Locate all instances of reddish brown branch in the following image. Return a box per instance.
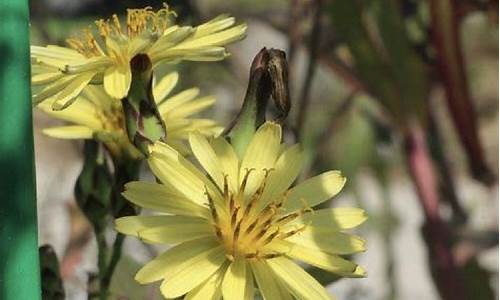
[404,124,466,300]
[430,0,494,184]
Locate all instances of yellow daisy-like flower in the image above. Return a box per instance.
[116,122,367,299]
[38,72,220,159]
[31,4,246,109]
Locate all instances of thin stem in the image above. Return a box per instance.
[100,233,125,295]
[93,228,108,300]
[296,0,322,140]
[427,110,467,224]
[287,0,302,80]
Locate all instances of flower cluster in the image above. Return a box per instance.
[33,4,366,300]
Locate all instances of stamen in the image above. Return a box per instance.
[252,228,267,242]
[229,194,236,212]
[279,225,306,239]
[233,219,242,241]
[230,207,240,227]
[261,253,282,259]
[214,225,223,240]
[223,174,229,198]
[262,227,280,245]
[205,187,218,223]
[244,219,258,234]
[239,168,255,195]
[276,212,299,225]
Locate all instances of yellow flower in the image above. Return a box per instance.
[116,122,367,299]
[31,4,246,109]
[38,72,220,159]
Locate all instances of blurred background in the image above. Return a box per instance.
[31,0,498,299]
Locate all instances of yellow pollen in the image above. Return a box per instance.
[207,169,308,261]
[66,3,175,57]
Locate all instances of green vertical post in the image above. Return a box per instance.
[0,0,41,299]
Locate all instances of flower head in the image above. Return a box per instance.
[116,122,367,299]
[31,4,246,109]
[38,72,220,160]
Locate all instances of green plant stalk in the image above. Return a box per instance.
[0,0,41,299]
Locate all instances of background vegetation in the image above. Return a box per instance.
[31,0,498,299]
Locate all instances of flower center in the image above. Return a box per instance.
[66,4,175,57]
[206,169,308,261]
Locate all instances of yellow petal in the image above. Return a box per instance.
[38,97,102,130]
[32,72,64,86]
[154,46,227,64]
[160,246,226,298]
[166,119,220,140]
[185,265,226,300]
[115,215,209,239]
[240,122,282,200]
[42,126,93,139]
[260,144,304,207]
[63,57,112,74]
[166,96,215,119]
[31,45,84,60]
[81,85,113,110]
[103,64,131,99]
[32,75,77,104]
[158,87,200,116]
[244,263,255,300]
[153,72,179,103]
[286,227,366,254]
[174,24,247,50]
[296,208,367,229]
[148,26,194,61]
[147,142,224,208]
[266,257,333,300]
[138,221,212,244]
[51,72,97,110]
[222,259,248,300]
[128,35,152,57]
[285,171,346,212]
[135,237,219,284]
[211,136,239,194]
[122,181,209,218]
[191,15,236,38]
[269,240,366,277]
[250,260,293,300]
[189,132,224,190]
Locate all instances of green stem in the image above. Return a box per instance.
[101,233,125,294]
[94,228,108,300]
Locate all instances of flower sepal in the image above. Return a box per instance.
[122,54,167,156]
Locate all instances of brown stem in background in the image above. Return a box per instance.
[287,0,302,73]
[403,123,466,300]
[430,0,494,185]
[427,111,468,224]
[296,0,322,139]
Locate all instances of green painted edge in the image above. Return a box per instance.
[0,1,41,299]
